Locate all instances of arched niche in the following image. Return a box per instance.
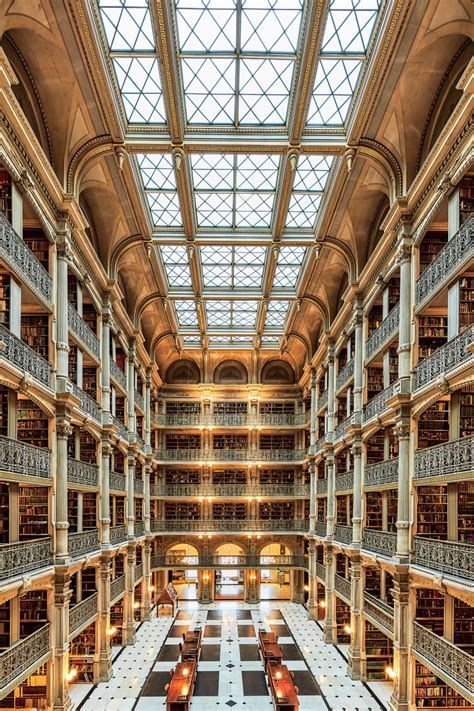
[166,359,200,385]
[213,360,248,385]
[260,359,295,385]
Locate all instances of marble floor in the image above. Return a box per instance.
[72,601,392,711]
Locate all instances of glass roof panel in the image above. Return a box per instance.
[265,301,290,329]
[182,335,202,346]
[322,0,381,54]
[235,155,280,191]
[273,246,307,288]
[146,192,182,227]
[306,58,362,125]
[206,300,258,328]
[138,154,176,190]
[200,246,266,289]
[160,245,192,288]
[112,57,167,123]
[286,193,322,228]
[192,154,234,190]
[98,0,155,51]
[195,192,233,227]
[235,192,274,227]
[181,57,236,124]
[175,0,236,52]
[241,1,303,53]
[239,58,294,124]
[293,155,333,192]
[174,300,199,327]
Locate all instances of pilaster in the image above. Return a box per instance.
[123,543,137,645]
[97,553,113,681]
[51,570,73,711]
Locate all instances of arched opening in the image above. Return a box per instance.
[167,543,199,601]
[260,359,295,385]
[214,543,245,600]
[214,360,248,384]
[166,359,200,384]
[259,543,291,600]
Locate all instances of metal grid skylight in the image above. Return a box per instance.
[192,154,280,228]
[137,155,182,227]
[273,246,307,288]
[160,245,192,287]
[286,155,334,228]
[206,300,259,329]
[265,301,290,329]
[174,300,199,327]
[200,245,267,288]
[175,0,304,126]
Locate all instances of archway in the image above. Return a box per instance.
[214,543,245,600]
[259,543,291,600]
[166,543,199,601]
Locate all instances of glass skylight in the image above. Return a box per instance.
[200,245,266,289]
[182,335,202,347]
[99,0,155,51]
[286,155,334,228]
[265,301,290,329]
[175,0,304,126]
[192,154,280,228]
[137,155,182,227]
[206,300,258,329]
[273,246,307,288]
[209,335,253,346]
[160,245,193,288]
[174,300,199,327]
[322,0,381,53]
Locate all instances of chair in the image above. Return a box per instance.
[164,683,170,692]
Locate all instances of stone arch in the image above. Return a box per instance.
[166,359,200,385]
[323,237,358,283]
[301,295,331,331]
[260,359,295,385]
[357,138,404,200]
[213,541,247,557]
[109,234,147,283]
[284,331,313,363]
[258,541,294,557]
[214,360,248,385]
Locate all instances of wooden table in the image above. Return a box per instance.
[184,629,202,645]
[259,629,278,646]
[268,664,299,711]
[260,640,283,668]
[181,639,200,662]
[166,661,196,710]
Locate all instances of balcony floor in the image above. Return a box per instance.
[72,602,391,711]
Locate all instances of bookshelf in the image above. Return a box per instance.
[460,387,474,438]
[20,591,48,637]
[165,433,200,450]
[417,401,449,449]
[389,346,398,384]
[0,273,10,327]
[136,414,143,438]
[19,486,48,539]
[135,497,143,522]
[70,622,96,683]
[387,489,397,532]
[419,231,448,273]
[0,483,8,544]
[112,495,125,525]
[459,175,474,224]
[317,461,325,480]
[166,401,200,414]
[68,490,78,533]
[259,401,294,415]
[80,431,97,464]
[213,434,248,450]
[115,347,126,373]
[317,497,326,523]
[336,495,348,525]
[164,502,200,520]
[259,434,294,449]
[114,555,124,577]
[454,598,473,657]
[365,492,382,529]
[317,415,325,437]
[82,492,97,529]
[68,344,78,383]
[416,486,448,540]
[336,599,351,643]
[385,572,394,605]
[418,316,448,360]
[416,589,444,636]
[0,600,9,649]
[1,666,48,709]
[113,450,125,474]
[368,305,383,337]
[260,469,294,485]
[388,276,400,308]
[459,276,474,332]
[367,367,383,401]
[82,567,97,597]
[23,229,49,271]
[17,400,49,449]
[336,553,348,577]
[304,498,310,520]
[82,303,97,335]
[213,502,247,520]
[0,170,12,222]
[83,366,97,400]
[458,481,473,544]
[213,401,248,415]
[115,396,125,423]
[110,601,123,645]
[259,502,294,520]
[213,469,246,484]
[415,662,471,708]
[365,567,381,596]
[365,622,393,680]
[165,469,200,484]
[68,274,78,310]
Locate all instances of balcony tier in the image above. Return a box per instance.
[151,519,309,534]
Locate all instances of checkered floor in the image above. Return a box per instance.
[74,602,391,711]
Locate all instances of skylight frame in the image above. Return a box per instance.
[136,154,182,228]
[199,244,268,290]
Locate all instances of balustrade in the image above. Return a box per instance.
[334,574,351,601]
[0,435,51,479]
[318,389,328,411]
[151,519,309,533]
[112,415,129,442]
[111,359,127,391]
[315,521,326,537]
[67,458,99,488]
[334,416,351,442]
[334,524,353,545]
[335,471,354,493]
[0,323,52,388]
[134,478,144,494]
[363,592,394,635]
[135,389,145,412]
[414,436,473,480]
[110,472,126,492]
[0,538,51,580]
[412,537,473,581]
[154,412,308,428]
[363,382,396,422]
[154,448,306,463]
[364,458,399,488]
[336,358,354,392]
[413,324,473,392]
[69,592,98,635]
[150,554,308,569]
[110,574,126,601]
[315,562,325,580]
[68,303,100,360]
[363,529,397,556]
[134,562,144,581]
[135,521,145,537]
[365,303,400,362]
[70,382,101,422]
[68,529,100,556]
[412,621,473,696]
[316,479,327,494]
[0,624,50,693]
[110,524,127,545]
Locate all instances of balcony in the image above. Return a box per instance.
[363,529,397,557]
[111,359,127,392]
[110,472,126,492]
[134,562,144,581]
[414,436,473,481]
[154,448,307,463]
[151,554,308,569]
[364,458,399,489]
[318,389,328,412]
[134,478,144,494]
[68,303,100,360]
[412,537,473,581]
[335,471,354,493]
[0,323,52,389]
[413,324,473,393]
[135,389,145,412]
[150,483,310,498]
[363,381,396,423]
[68,458,99,488]
[154,412,308,428]
[135,521,145,537]
[334,573,351,601]
[412,622,473,701]
[416,216,474,310]
[316,479,327,494]
[69,592,98,636]
[0,435,51,479]
[336,358,354,393]
[315,562,325,580]
[68,529,100,557]
[365,303,400,363]
[363,592,394,636]
[70,381,101,422]
[334,524,353,545]
[110,574,126,601]
[0,624,50,696]
[0,213,52,306]
[151,519,309,534]
[315,521,326,538]
[0,538,51,581]
[333,416,351,443]
[110,524,127,545]
[112,415,129,442]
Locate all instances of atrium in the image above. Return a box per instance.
[0,0,472,709]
